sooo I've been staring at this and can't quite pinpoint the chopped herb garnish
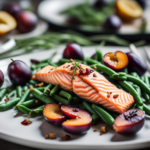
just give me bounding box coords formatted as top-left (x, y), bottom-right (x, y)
top-left (71, 61), bottom-right (80, 81)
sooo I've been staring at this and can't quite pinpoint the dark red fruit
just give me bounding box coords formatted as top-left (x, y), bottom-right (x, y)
top-left (43, 103), bottom-right (67, 126)
top-left (113, 109), bottom-right (145, 134)
top-left (2, 3), bottom-right (21, 18)
top-left (126, 52), bottom-right (147, 76)
top-left (93, 0), bottom-right (108, 8)
top-left (16, 11), bottom-right (38, 33)
top-left (103, 15), bottom-right (122, 30)
top-left (0, 70), bottom-right (4, 87)
top-left (8, 60), bottom-right (32, 86)
top-left (30, 59), bottom-right (41, 64)
top-left (61, 105), bottom-right (92, 134)
top-left (63, 43), bottom-right (84, 60)
top-left (79, 68), bottom-right (94, 75)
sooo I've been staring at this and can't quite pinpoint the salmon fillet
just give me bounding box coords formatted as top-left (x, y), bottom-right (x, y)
top-left (33, 63), bottom-right (135, 113)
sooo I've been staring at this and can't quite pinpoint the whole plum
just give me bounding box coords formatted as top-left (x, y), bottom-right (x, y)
top-left (0, 70), bottom-right (4, 88)
top-left (126, 52), bottom-right (147, 76)
top-left (16, 11), bottom-right (38, 33)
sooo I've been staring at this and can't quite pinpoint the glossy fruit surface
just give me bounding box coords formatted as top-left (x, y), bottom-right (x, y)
top-left (61, 105), bottom-right (92, 134)
top-left (0, 11), bottom-right (17, 35)
top-left (116, 0), bottom-right (143, 21)
top-left (103, 15), bottom-right (122, 30)
top-left (103, 51), bottom-right (128, 71)
top-left (63, 43), bottom-right (84, 60)
top-left (93, 0), bottom-right (108, 8)
top-left (0, 70), bottom-right (4, 88)
top-left (113, 109), bottom-right (145, 134)
top-left (16, 11), bottom-right (38, 33)
top-left (136, 0), bottom-right (146, 9)
top-left (126, 52), bottom-right (147, 76)
top-left (8, 60), bottom-right (32, 86)
top-left (43, 103), bottom-right (66, 126)
top-left (2, 3), bottom-right (21, 18)
top-left (30, 59), bottom-right (41, 64)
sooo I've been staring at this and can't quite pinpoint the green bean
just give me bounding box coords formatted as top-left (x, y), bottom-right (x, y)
top-left (43, 84), bottom-right (53, 93)
top-left (23, 86), bottom-right (28, 92)
top-left (49, 85), bottom-right (60, 96)
top-left (48, 60), bottom-right (58, 67)
top-left (29, 80), bottom-right (39, 85)
top-left (59, 58), bottom-right (82, 64)
top-left (143, 92), bottom-right (150, 102)
top-left (85, 58), bottom-right (100, 65)
top-left (80, 105), bottom-right (86, 110)
top-left (19, 99), bottom-right (43, 108)
top-left (59, 90), bottom-right (73, 101)
top-left (0, 88), bottom-right (7, 101)
top-left (15, 89), bottom-right (30, 109)
top-left (111, 74), bottom-right (127, 81)
top-left (51, 94), bottom-right (68, 105)
top-left (123, 68), bottom-right (128, 74)
top-left (27, 93), bottom-right (35, 99)
top-left (17, 105), bottom-right (31, 115)
top-left (6, 90), bottom-right (16, 98)
top-left (31, 63), bottom-right (49, 70)
top-left (118, 72), bottom-right (126, 76)
top-left (126, 75), bottom-right (150, 95)
top-left (16, 86), bottom-right (22, 98)
top-left (41, 58), bottom-right (48, 63)
top-left (133, 85), bottom-right (141, 96)
top-left (130, 103), bottom-right (136, 109)
top-left (83, 101), bottom-right (98, 115)
top-left (119, 81), bottom-right (143, 109)
top-left (0, 98), bottom-right (20, 111)
top-left (140, 76), bottom-right (145, 82)
top-left (32, 88), bottom-right (55, 104)
top-left (36, 87), bottom-right (45, 92)
top-left (91, 64), bottom-right (118, 76)
top-left (137, 105), bottom-right (143, 110)
top-left (130, 72), bottom-right (140, 79)
top-left (92, 114), bottom-right (100, 125)
top-left (32, 68), bottom-right (41, 75)
top-left (95, 50), bottom-right (103, 62)
top-left (144, 76), bottom-right (150, 86)
top-left (69, 96), bottom-right (82, 104)
top-left (92, 104), bottom-right (114, 128)
top-left (143, 103), bottom-right (150, 116)
top-left (30, 105), bottom-right (45, 117)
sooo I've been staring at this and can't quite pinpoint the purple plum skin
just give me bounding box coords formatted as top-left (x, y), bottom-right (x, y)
top-left (0, 70), bottom-right (4, 87)
top-left (126, 52), bottom-right (147, 76)
top-left (16, 11), bottom-right (38, 33)
top-left (136, 0), bottom-right (146, 9)
top-left (7, 60), bottom-right (32, 86)
top-left (63, 43), bottom-right (84, 60)
top-left (93, 0), bottom-right (108, 8)
top-left (2, 3), bottom-right (21, 18)
top-left (103, 15), bottom-right (122, 30)
top-left (63, 122), bottom-right (91, 135)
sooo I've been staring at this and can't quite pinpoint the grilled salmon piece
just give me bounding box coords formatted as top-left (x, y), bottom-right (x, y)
top-left (33, 63), bottom-right (135, 113)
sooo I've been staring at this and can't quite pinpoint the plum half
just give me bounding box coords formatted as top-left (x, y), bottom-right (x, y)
top-left (43, 103), bottom-right (67, 126)
top-left (61, 105), bottom-right (92, 134)
top-left (103, 51), bottom-right (128, 71)
top-left (113, 109), bottom-right (145, 135)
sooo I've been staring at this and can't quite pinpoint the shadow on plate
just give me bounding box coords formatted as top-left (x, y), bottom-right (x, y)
top-left (39, 119), bottom-right (84, 141)
top-left (111, 133), bottom-right (137, 142)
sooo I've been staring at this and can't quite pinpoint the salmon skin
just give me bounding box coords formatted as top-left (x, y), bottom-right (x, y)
top-left (33, 63), bottom-right (135, 113)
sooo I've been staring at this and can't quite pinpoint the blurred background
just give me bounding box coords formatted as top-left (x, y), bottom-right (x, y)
top-left (0, 0), bottom-right (149, 60)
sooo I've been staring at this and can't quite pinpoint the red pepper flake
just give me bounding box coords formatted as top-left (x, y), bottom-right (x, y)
top-left (70, 66), bottom-right (75, 70)
top-left (113, 94), bottom-right (119, 99)
top-left (80, 68), bottom-right (94, 75)
top-left (107, 92), bottom-right (112, 98)
top-left (4, 98), bottom-right (10, 102)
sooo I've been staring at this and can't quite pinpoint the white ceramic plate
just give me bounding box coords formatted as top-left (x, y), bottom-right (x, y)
top-left (1, 46), bottom-right (150, 150)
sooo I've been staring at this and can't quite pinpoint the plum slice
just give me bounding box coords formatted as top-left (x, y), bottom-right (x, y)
top-left (113, 109), bottom-right (145, 135)
top-left (43, 103), bottom-right (67, 126)
top-left (61, 105), bottom-right (92, 134)
top-left (103, 51), bottom-right (128, 71)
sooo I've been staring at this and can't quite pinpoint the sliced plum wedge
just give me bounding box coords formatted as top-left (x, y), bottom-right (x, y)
top-left (113, 109), bottom-right (145, 135)
top-left (61, 105), bottom-right (92, 134)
